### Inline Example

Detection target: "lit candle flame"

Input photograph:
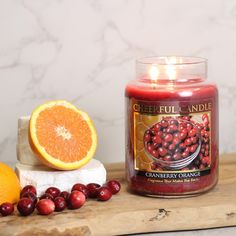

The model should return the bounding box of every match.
[149,64,159,81]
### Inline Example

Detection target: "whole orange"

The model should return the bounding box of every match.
[0,162,21,204]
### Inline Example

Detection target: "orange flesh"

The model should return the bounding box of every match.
[36,106,92,163]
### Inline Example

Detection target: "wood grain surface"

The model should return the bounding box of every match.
[0,153,236,236]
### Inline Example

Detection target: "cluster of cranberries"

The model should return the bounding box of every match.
[0,180,121,217]
[144,114,211,171]
[192,114,211,170]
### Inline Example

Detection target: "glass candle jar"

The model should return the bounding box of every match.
[125,56,219,197]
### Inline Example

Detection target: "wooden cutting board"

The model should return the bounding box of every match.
[0,153,236,236]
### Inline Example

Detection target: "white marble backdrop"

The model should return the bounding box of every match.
[0,0,235,164]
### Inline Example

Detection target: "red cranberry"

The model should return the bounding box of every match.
[166,127,175,133]
[36,199,55,215]
[158,147,167,157]
[45,187,61,199]
[205,156,211,165]
[151,149,159,158]
[196,124,203,131]
[204,150,209,157]
[173,137,180,145]
[182,151,189,158]
[147,143,154,154]
[204,120,209,126]
[87,183,101,198]
[168,143,176,151]
[184,138,192,146]
[185,146,191,153]
[170,119,179,125]
[71,183,89,198]
[163,155,172,161]
[201,156,210,165]
[182,116,190,121]
[202,114,208,121]
[54,197,67,212]
[160,119,168,127]
[200,129,205,137]
[186,123,193,131]
[68,191,86,209]
[105,180,121,194]
[59,191,70,201]
[179,131,187,140]
[151,130,156,135]
[162,128,167,134]
[190,144,198,153]
[180,121,187,127]
[152,135,162,144]
[162,141,169,148]
[40,193,54,201]
[164,134,173,142]
[202,114,209,125]
[20,185,37,198]
[201,147,205,154]
[175,148,181,153]
[97,187,112,201]
[190,136,197,144]
[17,198,35,216]
[145,130,151,135]
[204,131,209,138]
[0,203,14,216]
[153,123,161,131]
[173,132,179,138]
[21,192,38,206]
[189,129,197,137]
[179,142,186,150]
[204,137,209,143]
[157,131,163,138]
[168,124,178,132]
[173,153,181,160]
[144,133,151,142]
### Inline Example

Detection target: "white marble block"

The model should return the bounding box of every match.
[16,159,106,196]
[17,116,42,166]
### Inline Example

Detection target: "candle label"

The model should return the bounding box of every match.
[132,99,212,181]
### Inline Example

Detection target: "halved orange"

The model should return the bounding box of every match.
[29,100,97,170]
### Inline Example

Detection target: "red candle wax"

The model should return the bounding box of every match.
[125,57,219,197]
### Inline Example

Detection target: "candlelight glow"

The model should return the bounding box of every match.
[165,57,178,80]
[149,65,159,81]
[165,64,177,80]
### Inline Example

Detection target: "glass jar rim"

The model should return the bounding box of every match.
[136,56,207,66]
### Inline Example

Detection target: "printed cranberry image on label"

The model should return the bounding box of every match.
[134,112,211,174]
